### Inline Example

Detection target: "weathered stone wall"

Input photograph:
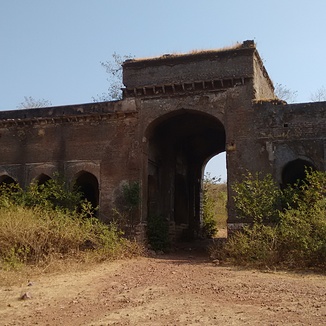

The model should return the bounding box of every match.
[254,101,326,183]
[0,100,141,223]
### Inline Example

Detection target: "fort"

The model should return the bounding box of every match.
[0,40,325,239]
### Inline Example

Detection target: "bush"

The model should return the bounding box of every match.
[146,215,170,252]
[0,176,140,270]
[211,170,326,269]
[0,207,126,268]
[0,174,83,213]
[201,174,223,238]
[232,171,282,223]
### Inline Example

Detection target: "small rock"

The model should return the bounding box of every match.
[20,292,32,300]
[212,259,220,265]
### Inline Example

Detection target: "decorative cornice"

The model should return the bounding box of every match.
[123,76,251,98]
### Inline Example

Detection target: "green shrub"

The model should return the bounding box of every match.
[232,171,282,223]
[223,224,279,266]
[211,170,326,269]
[0,174,83,213]
[201,174,223,238]
[278,183,326,267]
[146,215,170,252]
[111,181,141,237]
[122,181,140,211]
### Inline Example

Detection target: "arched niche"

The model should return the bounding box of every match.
[282,158,316,187]
[74,171,99,210]
[35,173,52,186]
[0,175,17,186]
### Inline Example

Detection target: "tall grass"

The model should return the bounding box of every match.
[0,177,142,272]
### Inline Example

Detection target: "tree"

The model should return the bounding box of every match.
[17,96,52,109]
[274,83,297,103]
[310,86,326,102]
[93,52,134,102]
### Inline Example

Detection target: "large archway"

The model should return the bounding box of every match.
[146,110,225,239]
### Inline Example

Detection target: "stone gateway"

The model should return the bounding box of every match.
[0,41,325,239]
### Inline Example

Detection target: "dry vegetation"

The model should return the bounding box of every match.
[0,178,143,286]
[127,42,244,63]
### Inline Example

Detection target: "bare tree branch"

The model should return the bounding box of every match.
[274,83,297,103]
[310,86,326,102]
[17,96,52,109]
[93,52,134,102]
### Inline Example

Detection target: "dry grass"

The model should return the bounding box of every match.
[0,205,144,285]
[127,42,245,63]
[0,241,144,287]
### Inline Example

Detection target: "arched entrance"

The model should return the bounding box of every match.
[282,158,315,187]
[74,171,99,210]
[146,110,225,239]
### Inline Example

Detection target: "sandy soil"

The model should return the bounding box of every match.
[1,248,326,326]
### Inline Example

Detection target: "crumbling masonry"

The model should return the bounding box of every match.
[0,41,325,239]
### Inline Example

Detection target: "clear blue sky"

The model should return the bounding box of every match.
[1,1,325,181]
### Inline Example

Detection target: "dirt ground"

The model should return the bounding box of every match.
[1,246,326,326]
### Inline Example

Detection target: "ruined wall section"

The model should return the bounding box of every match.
[227,100,326,223]
[0,100,141,222]
[252,101,326,183]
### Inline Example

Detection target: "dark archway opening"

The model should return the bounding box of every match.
[0,175,17,186]
[282,159,315,188]
[74,171,99,213]
[146,110,225,241]
[35,173,51,186]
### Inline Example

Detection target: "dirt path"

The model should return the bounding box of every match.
[1,251,326,325]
